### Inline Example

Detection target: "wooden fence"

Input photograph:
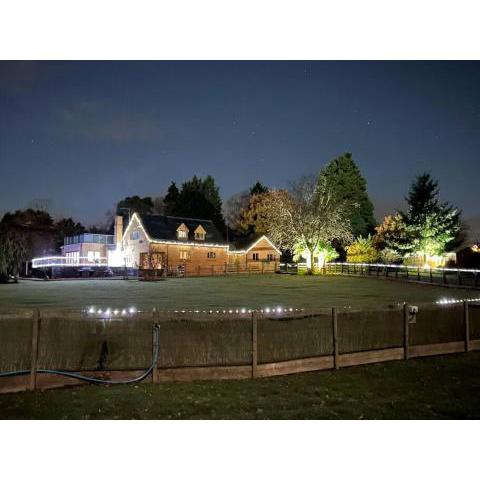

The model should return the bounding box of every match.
[322,262,480,289]
[143,261,279,279]
[1,301,479,392]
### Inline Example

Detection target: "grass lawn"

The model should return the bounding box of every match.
[0,274,473,310]
[1,352,479,419]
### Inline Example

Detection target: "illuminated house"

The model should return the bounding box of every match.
[122,213,281,275]
[61,233,114,265]
[32,213,281,275]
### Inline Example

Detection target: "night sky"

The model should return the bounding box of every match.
[1,61,479,236]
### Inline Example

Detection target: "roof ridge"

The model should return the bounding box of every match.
[138,213,213,223]
[164,215,214,223]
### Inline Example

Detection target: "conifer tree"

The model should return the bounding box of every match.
[321,153,376,237]
[390,173,461,262]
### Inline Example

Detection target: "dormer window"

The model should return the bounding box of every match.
[194,225,206,241]
[176,223,189,240]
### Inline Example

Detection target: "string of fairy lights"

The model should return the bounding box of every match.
[86,305,306,318]
[84,295,480,319]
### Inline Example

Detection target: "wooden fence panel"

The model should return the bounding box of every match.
[0,309,34,371]
[257,312,333,363]
[469,304,480,340]
[337,308,404,354]
[157,314,252,368]
[36,310,153,371]
[409,304,464,346]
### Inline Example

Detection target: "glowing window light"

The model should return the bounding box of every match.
[129,307,136,314]
[88,306,95,314]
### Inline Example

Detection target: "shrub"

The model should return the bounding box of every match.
[346,235,378,263]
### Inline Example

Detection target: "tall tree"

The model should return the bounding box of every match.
[257,174,353,273]
[223,190,250,230]
[163,182,180,215]
[175,175,226,234]
[1,209,53,227]
[226,182,270,236]
[0,229,27,282]
[391,173,461,263]
[321,153,376,237]
[116,196,154,218]
[236,192,272,235]
[54,218,85,251]
[250,181,269,195]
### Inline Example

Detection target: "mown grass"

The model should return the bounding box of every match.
[0,274,471,310]
[1,352,479,419]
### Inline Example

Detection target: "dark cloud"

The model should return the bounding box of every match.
[58,100,164,142]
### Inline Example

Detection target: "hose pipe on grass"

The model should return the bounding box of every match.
[0,325,160,385]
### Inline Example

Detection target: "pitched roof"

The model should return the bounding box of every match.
[230,233,263,251]
[137,214,226,244]
[230,233,281,253]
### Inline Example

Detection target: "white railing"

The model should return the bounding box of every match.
[32,256,108,268]
[324,262,480,274]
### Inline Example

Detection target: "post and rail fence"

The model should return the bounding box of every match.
[278,261,480,289]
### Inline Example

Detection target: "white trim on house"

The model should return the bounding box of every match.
[122,212,230,249]
[230,235,282,255]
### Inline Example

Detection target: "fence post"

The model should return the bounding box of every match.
[464,300,470,353]
[332,307,339,369]
[152,308,159,383]
[252,312,257,378]
[29,309,41,391]
[403,303,409,360]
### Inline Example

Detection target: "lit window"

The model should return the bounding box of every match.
[179,250,190,260]
[178,230,188,239]
[195,232,205,241]
[252,253,259,261]
[207,251,216,259]
[87,251,94,262]
[94,251,101,260]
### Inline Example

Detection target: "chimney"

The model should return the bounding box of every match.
[114,215,123,249]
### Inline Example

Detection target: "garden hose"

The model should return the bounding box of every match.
[0,325,160,385]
